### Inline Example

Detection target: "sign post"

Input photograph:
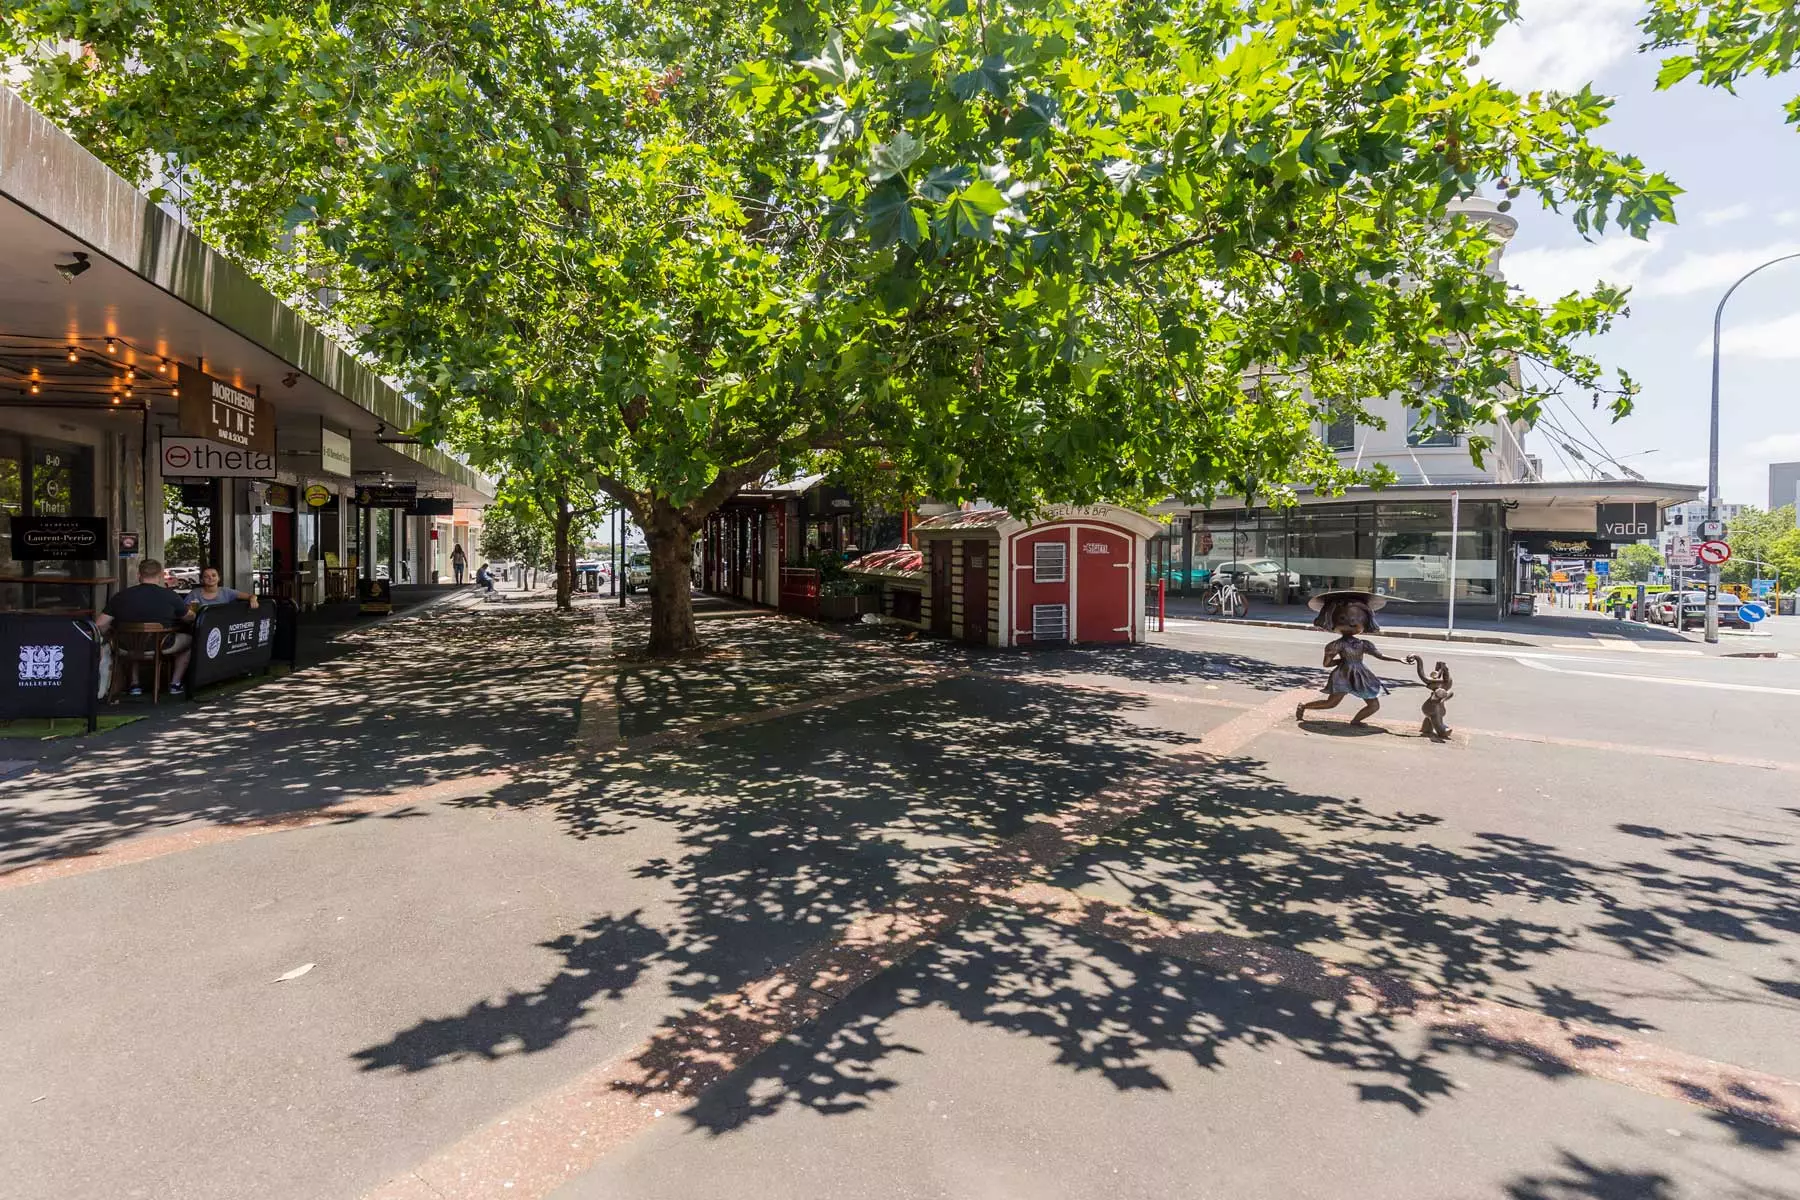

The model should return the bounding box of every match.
[1447,490,1460,637]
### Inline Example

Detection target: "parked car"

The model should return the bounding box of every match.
[164,566,200,585]
[1377,553,1448,582]
[625,550,652,593]
[1649,590,1746,629]
[1211,559,1302,600]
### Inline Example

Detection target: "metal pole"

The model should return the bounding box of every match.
[1706,252,1800,643]
[1447,490,1460,638]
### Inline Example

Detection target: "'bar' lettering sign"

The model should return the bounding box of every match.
[178,365,275,456]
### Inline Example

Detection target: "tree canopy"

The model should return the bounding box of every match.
[1643,0,1800,129]
[1720,505,1800,587]
[5,0,1684,649]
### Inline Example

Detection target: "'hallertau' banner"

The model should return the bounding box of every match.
[0,615,100,728]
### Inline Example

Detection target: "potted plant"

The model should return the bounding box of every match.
[817,576,862,621]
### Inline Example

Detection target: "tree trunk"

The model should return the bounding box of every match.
[645,507,700,656]
[553,496,574,612]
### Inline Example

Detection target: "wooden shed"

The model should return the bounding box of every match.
[906,505,1161,647]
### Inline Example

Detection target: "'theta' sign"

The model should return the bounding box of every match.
[177,365,274,455]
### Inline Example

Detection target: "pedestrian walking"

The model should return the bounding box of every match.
[451,543,467,584]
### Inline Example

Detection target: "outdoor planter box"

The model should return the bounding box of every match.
[854,593,880,615]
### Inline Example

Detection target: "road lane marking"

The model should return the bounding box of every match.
[360,690,1308,1200]
[1515,656,1800,695]
[986,882,1800,1138]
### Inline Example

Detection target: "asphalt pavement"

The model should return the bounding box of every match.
[3,597,1797,1199]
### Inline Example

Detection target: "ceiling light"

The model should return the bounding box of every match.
[111,395,121,405]
[54,252,91,282]
[104,337,116,354]
[66,346,79,362]
[157,359,169,374]
[28,382,40,395]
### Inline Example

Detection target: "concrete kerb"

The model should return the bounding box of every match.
[1197,615,1533,647]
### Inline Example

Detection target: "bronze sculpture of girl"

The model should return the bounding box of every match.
[1295,590,1413,726]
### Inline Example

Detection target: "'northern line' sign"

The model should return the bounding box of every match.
[178,366,274,455]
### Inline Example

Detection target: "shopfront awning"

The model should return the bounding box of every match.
[0,87,492,505]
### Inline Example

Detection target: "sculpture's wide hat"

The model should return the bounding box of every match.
[1306,589,1388,614]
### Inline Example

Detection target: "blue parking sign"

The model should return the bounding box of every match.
[1594,560,1610,575]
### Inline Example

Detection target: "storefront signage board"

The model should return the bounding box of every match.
[354,482,417,508]
[1516,533,1613,559]
[320,427,353,477]
[404,496,454,517]
[177,366,274,455]
[358,578,393,614]
[162,436,274,479]
[188,602,274,690]
[1596,503,1659,541]
[304,484,333,509]
[10,516,108,561]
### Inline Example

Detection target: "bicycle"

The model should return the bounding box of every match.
[1203,575,1249,618]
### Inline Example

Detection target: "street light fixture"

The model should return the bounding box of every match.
[1704,252,1800,643]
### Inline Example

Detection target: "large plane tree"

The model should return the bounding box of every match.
[6,0,1676,652]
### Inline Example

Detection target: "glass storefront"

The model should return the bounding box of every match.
[1160,500,1503,614]
[0,433,100,612]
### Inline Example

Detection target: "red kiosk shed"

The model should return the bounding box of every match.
[907,504,1160,647]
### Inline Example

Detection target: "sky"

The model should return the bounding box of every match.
[1481,0,1800,510]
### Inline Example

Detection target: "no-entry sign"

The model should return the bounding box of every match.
[1696,540,1731,566]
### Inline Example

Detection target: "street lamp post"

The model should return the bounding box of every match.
[1705,252,1800,643]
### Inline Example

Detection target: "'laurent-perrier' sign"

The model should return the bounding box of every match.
[178,366,274,455]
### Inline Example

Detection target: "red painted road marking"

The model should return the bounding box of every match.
[360,689,1308,1200]
[0,773,512,892]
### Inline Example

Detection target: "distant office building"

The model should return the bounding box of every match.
[1771,462,1800,511]
[1662,499,1745,532]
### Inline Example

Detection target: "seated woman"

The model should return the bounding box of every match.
[475,562,497,595]
[184,566,261,613]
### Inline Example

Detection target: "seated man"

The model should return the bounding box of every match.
[475,562,497,595]
[95,558,194,695]
[183,566,260,613]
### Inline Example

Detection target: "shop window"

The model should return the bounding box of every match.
[1033,540,1067,583]
[1407,411,1460,447]
[1322,407,1356,451]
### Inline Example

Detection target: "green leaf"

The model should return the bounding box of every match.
[866,185,927,248]
[868,131,922,182]
[799,32,860,87]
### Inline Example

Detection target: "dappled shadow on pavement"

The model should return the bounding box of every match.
[341,612,1800,1177]
[355,674,1213,1073]
[0,603,596,872]
[1046,765,1800,1048]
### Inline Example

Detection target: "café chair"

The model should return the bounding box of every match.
[110,622,175,704]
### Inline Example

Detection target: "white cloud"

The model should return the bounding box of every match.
[1478,0,1642,92]
[1743,432,1800,460]
[1703,311,1800,359]
[1646,243,1800,297]
[1775,210,1800,228]
[1503,236,1661,300]
[1699,203,1752,227]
